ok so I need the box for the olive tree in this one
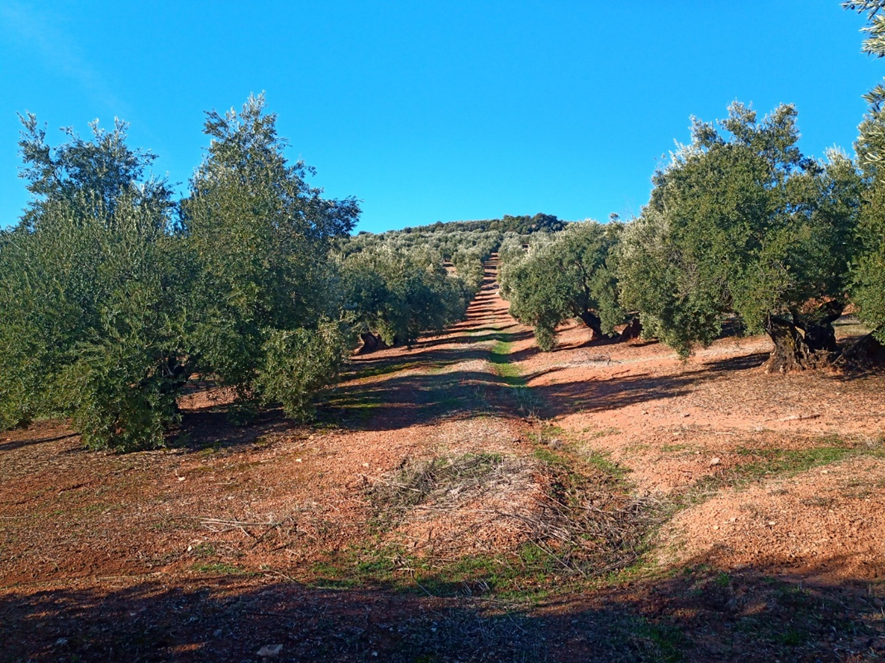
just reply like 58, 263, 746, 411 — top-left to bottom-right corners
500, 221, 624, 351
183, 94, 359, 421
339, 245, 470, 348
0, 117, 190, 448
845, 1, 885, 343
1, 96, 362, 448
619, 102, 862, 371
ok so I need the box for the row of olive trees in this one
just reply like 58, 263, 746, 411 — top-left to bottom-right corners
501, 97, 881, 371
341, 225, 500, 293
499, 222, 623, 351
0, 95, 471, 450
618, 2, 885, 369
334, 219, 526, 350
338, 245, 473, 349
336, 217, 570, 351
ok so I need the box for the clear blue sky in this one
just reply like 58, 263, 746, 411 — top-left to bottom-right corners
0, 1, 880, 233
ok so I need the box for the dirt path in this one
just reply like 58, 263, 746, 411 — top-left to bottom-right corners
2, 259, 885, 661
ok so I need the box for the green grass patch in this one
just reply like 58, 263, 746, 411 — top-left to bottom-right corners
637, 622, 687, 663
585, 450, 630, 480
581, 425, 621, 439
531, 443, 569, 467
489, 340, 524, 385
190, 542, 217, 558
660, 443, 691, 453
733, 443, 853, 476
490, 340, 513, 358
348, 359, 433, 380
681, 436, 885, 509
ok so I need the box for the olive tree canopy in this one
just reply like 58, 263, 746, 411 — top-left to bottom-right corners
500, 221, 624, 351
619, 102, 862, 371
844, 1, 885, 345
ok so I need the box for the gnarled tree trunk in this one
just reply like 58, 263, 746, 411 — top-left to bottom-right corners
764, 305, 841, 373
354, 332, 389, 356
620, 317, 642, 341
577, 310, 603, 340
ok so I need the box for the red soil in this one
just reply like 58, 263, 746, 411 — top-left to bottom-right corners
1, 260, 884, 661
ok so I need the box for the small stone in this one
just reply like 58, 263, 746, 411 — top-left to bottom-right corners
709, 457, 721, 467
295, 458, 302, 463
258, 644, 283, 657
767, 521, 776, 526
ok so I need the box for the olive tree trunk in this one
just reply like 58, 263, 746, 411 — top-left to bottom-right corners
577, 310, 603, 340
764, 308, 841, 373
620, 317, 642, 341
354, 332, 389, 356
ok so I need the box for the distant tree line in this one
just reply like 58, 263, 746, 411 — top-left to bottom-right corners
395, 213, 565, 236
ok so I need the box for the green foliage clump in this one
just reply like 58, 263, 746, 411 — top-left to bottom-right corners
339, 246, 470, 346
852, 182, 885, 343
499, 221, 624, 350
0, 96, 358, 449
254, 321, 351, 421
0, 118, 190, 448
404, 212, 564, 235
618, 102, 862, 369
182, 95, 357, 415
845, 1, 885, 343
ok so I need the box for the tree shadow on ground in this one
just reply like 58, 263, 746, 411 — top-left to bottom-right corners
0, 431, 80, 453
506, 343, 543, 363
343, 324, 534, 381
332, 343, 784, 433
408, 328, 534, 350
174, 409, 299, 452
699, 351, 769, 373
2, 555, 880, 662
322, 366, 561, 432
455, 324, 524, 335
531, 352, 773, 419
531, 371, 699, 419
342, 348, 498, 382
